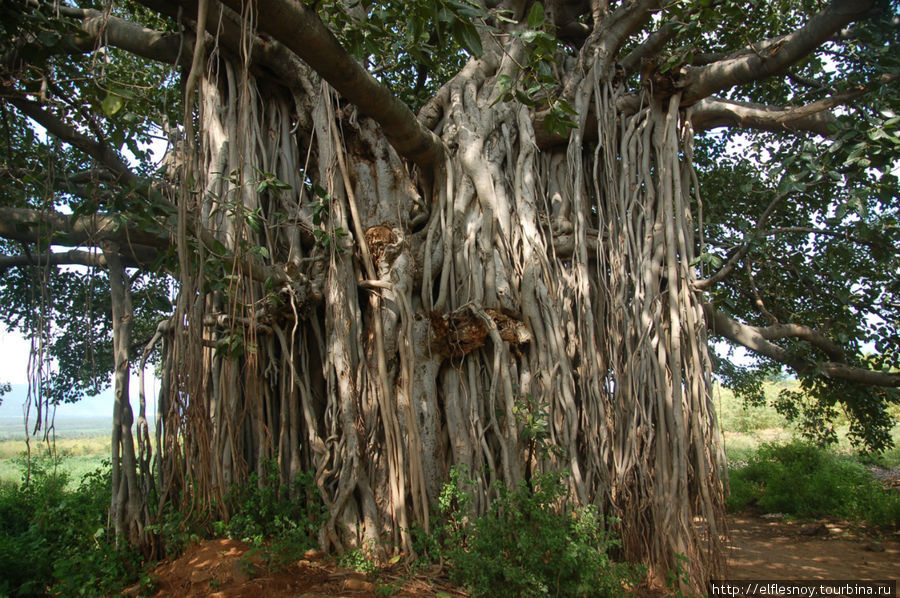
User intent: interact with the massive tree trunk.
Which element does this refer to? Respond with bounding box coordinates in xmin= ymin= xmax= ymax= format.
xmin=148 ymin=10 xmax=727 ymax=590
xmin=3 ymin=0 xmax=893 ymax=592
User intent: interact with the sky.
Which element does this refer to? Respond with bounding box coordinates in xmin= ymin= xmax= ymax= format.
xmin=0 ymin=328 xmax=158 ymax=424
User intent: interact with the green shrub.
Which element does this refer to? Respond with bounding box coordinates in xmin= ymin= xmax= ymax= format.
xmin=435 ymin=469 xmax=641 ymax=598
xmin=216 ymin=460 xmax=325 ymax=569
xmin=0 ymin=458 xmax=146 ymax=597
xmin=727 ymin=440 xmax=900 ymax=527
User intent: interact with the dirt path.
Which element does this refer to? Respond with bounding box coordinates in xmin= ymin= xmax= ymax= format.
xmin=726 ymin=515 xmax=899 ymax=583
xmin=137 ymin=515 xmax=899 ymax=597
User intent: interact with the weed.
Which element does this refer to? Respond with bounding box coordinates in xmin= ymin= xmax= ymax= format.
xmin=216 ymin=460 xmax=325 ymax=571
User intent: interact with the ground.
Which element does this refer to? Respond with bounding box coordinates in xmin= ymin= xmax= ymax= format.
xmin=136 ymin=515 xmax=899 ymax=597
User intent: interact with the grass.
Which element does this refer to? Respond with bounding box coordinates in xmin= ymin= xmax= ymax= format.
xmin=0 ymin=433 xmax=110 ymax=489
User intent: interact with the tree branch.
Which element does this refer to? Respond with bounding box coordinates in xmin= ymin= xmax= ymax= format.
xmin=215 ymin=0 xmax=444 ymax=170
xmin=5 ymin=93 xmax=142 ymax=187
xmin=704 ymin=304 xmax=900 ymax=387
xmin=619 ymin=21 xmax=677 ymax=74
xmin=0 ymin=206 xmax=166 ymax=252
xmin=689 ymin=97 xmax=838 ymax=136
xmin=5 ymin=92 xmax=292 ymax=286
xmin=55 ymin=5 xmax=188 ymax=66
xmin=0 ymin=248 xmax=156 ymax=270
xmin=694 ymin=190 xmax=791 ymax=291
xmin=679 ymin=0 xmax=875 ymax=104
xmin=692 ymin=73 xmax=899 ymax=135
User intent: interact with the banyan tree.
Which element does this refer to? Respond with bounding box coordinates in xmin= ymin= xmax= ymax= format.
xmin=1 ymin=0 xmax=898 ymax=591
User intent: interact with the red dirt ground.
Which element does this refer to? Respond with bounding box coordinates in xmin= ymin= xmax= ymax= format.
xmin=137 ymin=515 xmax=899 ymax=597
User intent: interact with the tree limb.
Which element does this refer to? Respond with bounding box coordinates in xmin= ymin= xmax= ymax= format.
xmin=679 ymin=0 xmax=875 ymax=104
xmin=5 ymin=93 xmax=142 ymax=188
xmin=694 ymin=190 xmax=791 ymax=291
xmin=0 ymin=206 xmax=166 ymax=252
xmin=55 ymin=5 xmax=188 ymax=66
xmin=704 ymin=304 xmax=900 ymax=387
xmin=692 ymin=73 xmax=899 ymax=135
xmin=689 ymin=97 xmax=838 ymax=136
xmin=0 ymin=248 xmax=156 ymax=270
xmin=216 ymin=0 xmax=444 ymax=170
xmin=5 ymin=92 xmax=293 ymax=286
xmin=560 ymin=0 xmax=662 ymax=103
xmin=619 ymin=21 xmax=677 ymax=74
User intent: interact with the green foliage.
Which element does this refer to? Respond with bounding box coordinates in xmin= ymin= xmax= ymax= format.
xmin=689 ymin=1 xmax=900 ymax=453
xmin=0 ymin=459 xmax=148 ymax=597
xmin=726 ymin=440 xmax=900 ymax=527
xmin=215 ymin=460 xmax=324 ymax=569
xmin=492 ymin=3 xmax=578 ymax=137
xmin=432 ymin=468 xmax=641 ymax=598
xmin=316 ymin=0 xmax=481 ymax=109
xmin=337 ymin=548 xmax=377 ymax=574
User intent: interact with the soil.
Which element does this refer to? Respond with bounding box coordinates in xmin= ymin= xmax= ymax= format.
xmin=135 ymin=516 xmax=899 ymax=597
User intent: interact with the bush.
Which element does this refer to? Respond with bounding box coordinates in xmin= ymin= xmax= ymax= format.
xmin=435 ymin=469 xmax=641 ymax=598
xmin=0 ymin=458 xmax=147 ymax=597
xmin=216 ymin=460 xmax=325 ymax=568
xmin=727 ymin=440 xmax=900 ymax=527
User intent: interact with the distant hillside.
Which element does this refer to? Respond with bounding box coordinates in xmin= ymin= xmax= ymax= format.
xmin=0 ymin=384 xmax=122 ymax=439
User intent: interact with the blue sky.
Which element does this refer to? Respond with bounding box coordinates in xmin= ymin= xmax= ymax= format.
xmin=0 ymin=329 xmax=158 ymax=424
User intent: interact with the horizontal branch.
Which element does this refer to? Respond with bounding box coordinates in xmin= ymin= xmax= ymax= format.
xmin=693 ymin=73 xmax=899 ymax=136
xmin=0 ymin=206 xmax=166 ymax=252
xmin=56 ymin=5 xmax=188 ymax=65
xmin=690 ymin=97 xmax=838 ymax=136
xmin=0 ymin=247 xmax=156 ymax=270
xmin=137 ymin=0 xmax=316 ymax=96
xmin=216 ymin=0 xmax=444 ymax=170
xmin=704 ymin=304 xmax=900 ymax=387
xmin=679 ymin=0 xmax=875 ymax=104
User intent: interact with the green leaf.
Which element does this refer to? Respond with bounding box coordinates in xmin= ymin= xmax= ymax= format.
xmin=452 ymin=18 xmax=482 ymax=57
xmin=520 ymin=29 xmax=539 ymax=43
xmin=313 ymin=183 xmax=329 ymax=199
xmin=101 ymin=94 xmax=124 ymax=117
xmin=526 ymin=2 xmax=545 ymax=29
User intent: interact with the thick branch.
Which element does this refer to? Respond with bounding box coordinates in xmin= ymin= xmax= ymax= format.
xmin=6 ymin=95 xmax=141 ymax=188
xmin=596 ymin=0 xmax=663 ymax=70
xmin=704 ymin=304 xmax=900 ymax=387
xmin=692 ymin=74 xmax=898 ymax=136
xmin=0 ymin=248 xmax=156 ymax=270
xmin=557 ymin=0 xmax=661 ymax=105
xmin=135 ymin=0 xmax=315 ymax=96
xmin=679 ymin=0 xmax=875 ymax=104
xmin=690 ymin=97 xmax=838 ymax=136
xmin=56 ymin=5 xmax=187 ymax=65
xmin=0 ymin=206 xmax=166 ymax=252
xmin=217 ymin=0 xmax=444 ymax=170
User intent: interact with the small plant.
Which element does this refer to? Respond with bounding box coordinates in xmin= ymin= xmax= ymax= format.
xmin=337 ymin=547 xmax=376 ymax=574
xmin=435 ymin=468 xmax=642 ymax=598
xmin=218 ymin=460 xmax=325 ymax=570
